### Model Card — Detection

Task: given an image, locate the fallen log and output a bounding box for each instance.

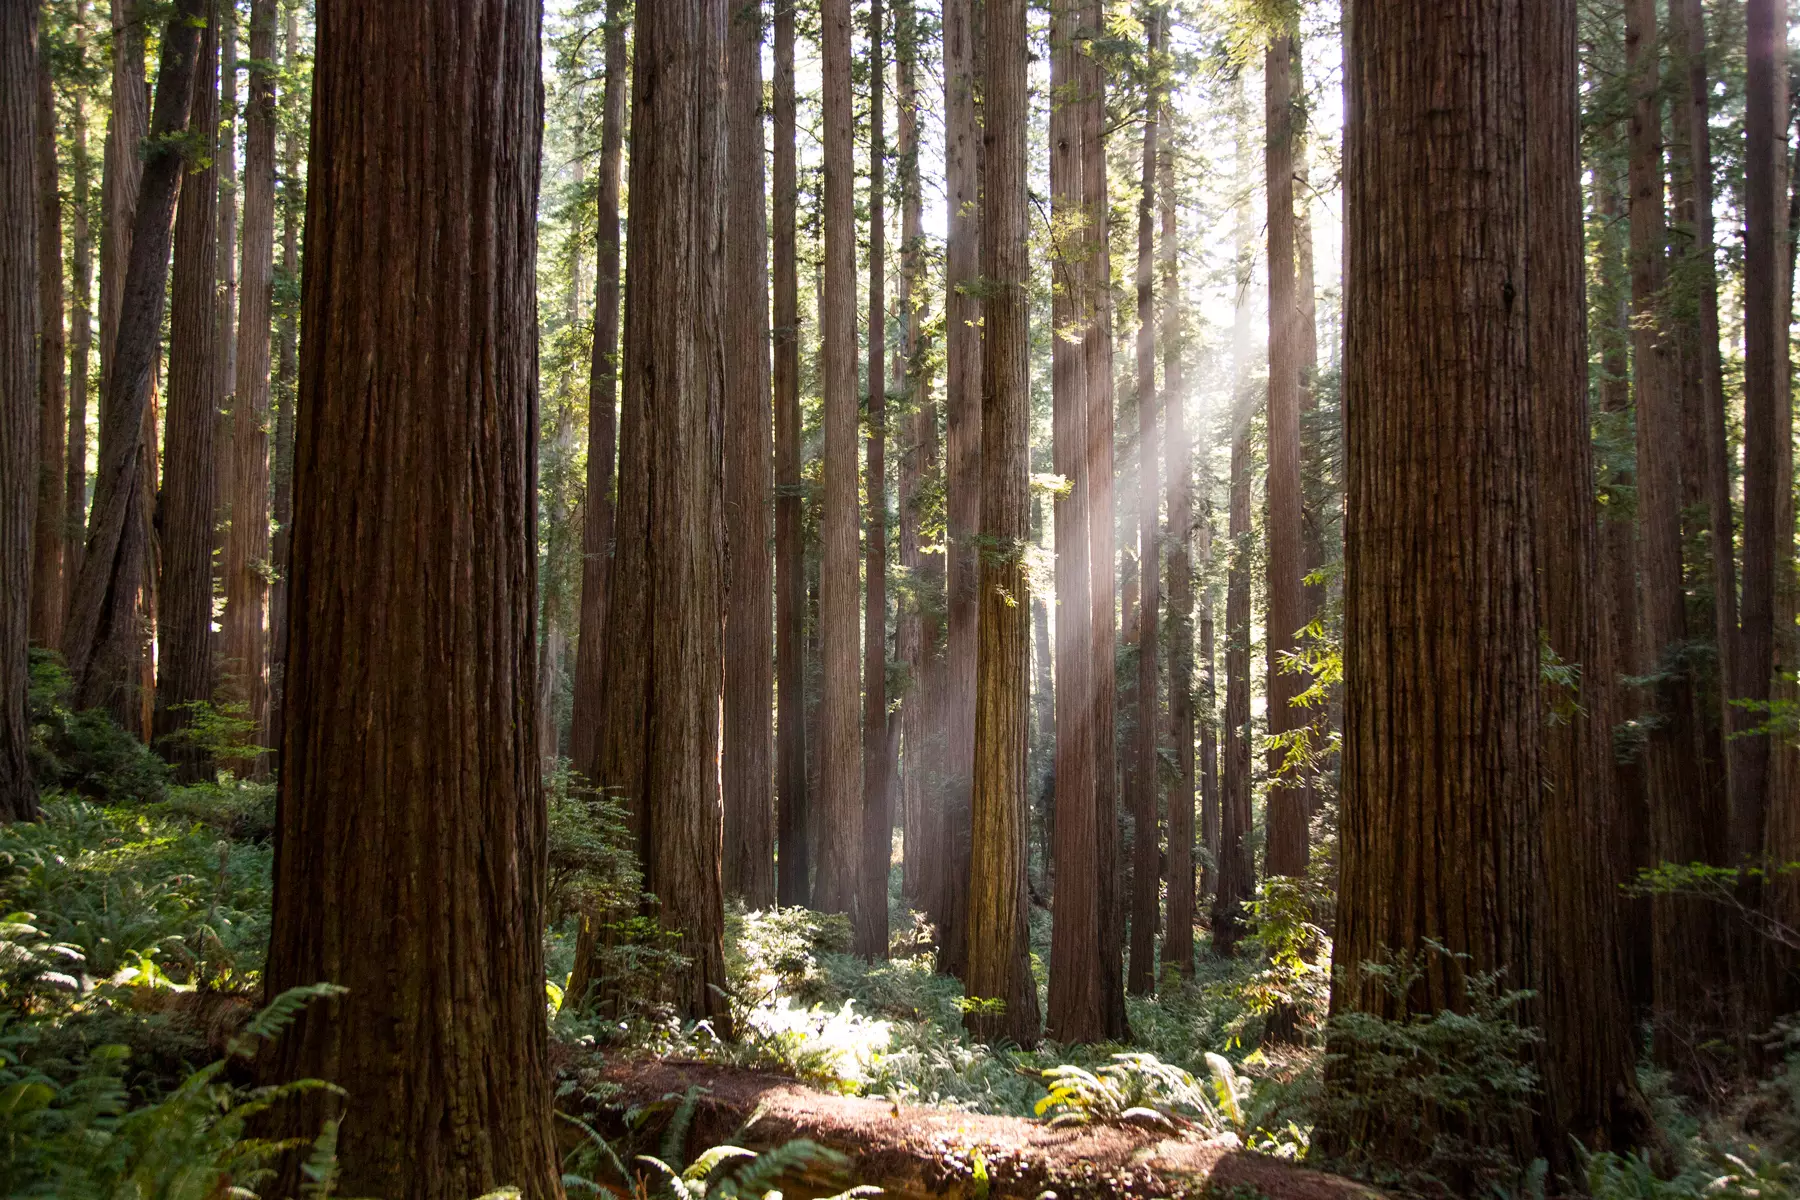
[590,1059,1384,1200]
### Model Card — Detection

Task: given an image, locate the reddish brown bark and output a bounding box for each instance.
[816,0,863,920]
[267,1,300,761]
[589,0,733,1032]
[222,0,277,773]
[858,0,893,957]
[1126,9,1162,997]
[64,3,93,602]
[260,0,561,1192]
[155,0,220,781]
[939,0,982,978]
[569,0,627,787]
[724,0,776,908]
[773,0,810,908]
[66,0,206,727]
[31,36,64,650]
[1,0,41,822]
[964,0,1039,1048]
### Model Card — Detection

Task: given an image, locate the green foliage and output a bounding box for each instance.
[1037,1052,1223,1132]
[154,700,270,765]
[28,650,169,806]
[1316,945,1540,1193]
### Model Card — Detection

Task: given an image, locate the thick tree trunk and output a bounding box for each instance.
[1079,0,1127,1041]
[31,38,64,650]
[267,1,300,762]
[64,3,93,602]
[816,0,863,921]
[214,0,236,600]
[66,0,205,727]
[774,0,810,909]
[1742,0,1788,862]
[965,0,1039,1048]
[155,0,219,782]
[724,0,776,909]
[857,0,893,958]
[1046,0,1102,1043]
[1127,10,1162,998]
[1627,0,1731,1069]
[1324,0,1546,1168]
[260,0,562,1193]
[223,0,277,774]
[940,0,982,979]
[1263,30,1307,880]
[1,0,41,824]
[1527,0,1652,1158]
[569,0,627,787]
[1198,502,1218,902]
[1160,73,1194,981]
[588,0,734,1034]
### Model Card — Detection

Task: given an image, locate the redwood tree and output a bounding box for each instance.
[30,30,64,650]
[1,0,40,823]
[816,0,863,920]
[965,0,1039,1048]
[724,0,776,908]
[260,0,561,1192]
[587,0,734,1031]
[569,0,627,786]
[156,0,220,780]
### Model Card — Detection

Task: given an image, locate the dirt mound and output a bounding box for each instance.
[592,1058,1384,1200]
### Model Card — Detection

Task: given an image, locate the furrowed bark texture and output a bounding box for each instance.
[1079,0,1127,1040]
[1127,10,1162,997]
[588,0,734,1034]
[1046,0,1102,1043]
[1263,30,1307,880]
[261,0,562,1194]
[223,0,278,772]
[964,0,1040,1048]
[267,2,301,762]
[1160,78,1195,980]
[1,0,41,823]
[65,4,93,602]
[858,0,892,957]
[156,0,220,781]
[31,35,65,650]
[67,0,205,726]
[1325,0,1545,1167]
[816,0,863,920]
[1527,0,1651,1157]
[773,0,811,908]
[569,0,626,786]
[724,0,776,908]
[939,0,982,979]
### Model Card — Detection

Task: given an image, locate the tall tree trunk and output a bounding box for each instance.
[1741,0,1788,862]
[66,0,205,726]
[587,0,734,1033]
[267,0,300,762]
[1079,0,1128,1041]
[1160,66,1194,981]
[1213,99,1254,956]
[31,35,64,650]
[940,0,982,978]
[724,0,776,908]
[214,0,237,598]
[815,0,863,920]
[858,0,893,957]
[1528,0,1652,1158]
[774,0,810,908]
[1263,27,1307,880]
[965,0,1039,1048]
[1126,8,1162,998]
[1198,500,1218,901]
[1324,0,1547,1168]
[1,0,41,824]
[569,0,627,787]
[1046,0,1102,1042]
[64,0,93,602]
[1627,0,1729,1070]
[155,0,219,782]
[261,0,561,1192]
[223,0,277,774]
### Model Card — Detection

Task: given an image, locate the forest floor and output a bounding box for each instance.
[587,1057,1384,1200]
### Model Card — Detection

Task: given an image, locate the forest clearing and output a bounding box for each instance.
[3,0,1800,1197]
